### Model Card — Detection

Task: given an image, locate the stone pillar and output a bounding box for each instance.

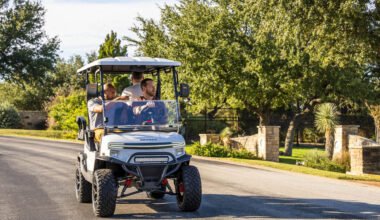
[333,125,359,161]
[257,126,280,162]
[348,135,380,175]
[199,134,221,146]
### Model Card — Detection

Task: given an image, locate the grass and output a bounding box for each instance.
[0,129,82,142]
[279,143,324,165]
[186,143,380,182]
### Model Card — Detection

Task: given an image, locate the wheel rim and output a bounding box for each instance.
[92,179,98,210]
[75,169,80,197]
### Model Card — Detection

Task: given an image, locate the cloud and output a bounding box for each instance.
[42,0,177,59]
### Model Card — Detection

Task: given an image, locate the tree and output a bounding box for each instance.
[98,31,130,93]
[98,31,127,59]
[51,56,86,95]
[264,0,380,155]
[0,82,53,110]
[128,0,295,125]
[0,0,59,83]
[128,0,379,146]
[315,103,339,159]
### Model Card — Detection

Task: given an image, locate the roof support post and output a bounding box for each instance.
[172,67,181,121]
[99,66,107,135]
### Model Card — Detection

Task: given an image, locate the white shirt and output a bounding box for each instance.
[121,83,143,101]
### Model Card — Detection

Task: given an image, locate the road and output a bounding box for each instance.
[1,135,380,219]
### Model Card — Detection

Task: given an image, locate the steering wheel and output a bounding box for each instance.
[141,106,155,125]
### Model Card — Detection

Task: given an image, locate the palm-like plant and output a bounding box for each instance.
[315,103,339,159]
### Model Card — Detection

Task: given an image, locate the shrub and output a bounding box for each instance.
[304,149,346,173]
[48,90,87,138]
[0,102,21,128]
[189,142,258,159]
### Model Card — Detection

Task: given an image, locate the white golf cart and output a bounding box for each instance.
[74,57,201,217]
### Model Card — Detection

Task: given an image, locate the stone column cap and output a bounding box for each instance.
[335,125,360,128]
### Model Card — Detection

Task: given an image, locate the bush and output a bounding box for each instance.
[188,142,258,159]
[304,149,346,173]
[0,102,21,128]
[48,90,87,138]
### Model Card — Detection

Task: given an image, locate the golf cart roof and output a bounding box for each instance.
[77,57,181,74]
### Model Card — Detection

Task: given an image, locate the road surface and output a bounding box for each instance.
[1,135,380,219]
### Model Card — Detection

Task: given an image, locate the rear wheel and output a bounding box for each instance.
[92,169,117,217]
[75,164,92,203]
[176,165,202,211]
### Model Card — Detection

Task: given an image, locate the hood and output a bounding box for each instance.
[102,131,185,145]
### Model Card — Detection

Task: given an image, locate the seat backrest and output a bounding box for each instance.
[86,84,98,100]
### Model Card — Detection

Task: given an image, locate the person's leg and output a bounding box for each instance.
[94,128,104,143]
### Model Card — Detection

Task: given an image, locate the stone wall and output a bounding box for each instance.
[199,134,221,145]
[348,135,380,175]
[230,134,258,155]
[18,111,47,129]
[257,126,280,162]
[333,125,359,161]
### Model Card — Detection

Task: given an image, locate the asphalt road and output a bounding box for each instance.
[1,135,380,219]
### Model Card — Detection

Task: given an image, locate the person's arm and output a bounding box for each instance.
[93,105,103,113]
[114,96,129,101]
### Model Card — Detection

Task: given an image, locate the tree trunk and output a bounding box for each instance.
[325,130,334,160]
[298,127,304,143]
[376,126,380,143]
[284,98,321,156]
[284,115,297,156]
[258,112,270,126]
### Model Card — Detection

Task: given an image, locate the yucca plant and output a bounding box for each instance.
[220,127,234,147]
[315,103,339,159]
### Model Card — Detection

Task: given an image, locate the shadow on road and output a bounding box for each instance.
[112,194,380,219]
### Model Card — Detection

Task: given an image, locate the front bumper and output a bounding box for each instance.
[97,153,191,184]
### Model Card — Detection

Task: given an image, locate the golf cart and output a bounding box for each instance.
[74,57,201,217]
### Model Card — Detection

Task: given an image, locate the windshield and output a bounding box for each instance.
[103,100,180,131]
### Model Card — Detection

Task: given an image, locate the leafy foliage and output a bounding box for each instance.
[188,142,257,159]
[98,30,127,59]
[0,102,21,128]
[0,82,53,110]
[304,149,347,173]
[48,91,87,138]
[50,56,86,95]
[0,0,59,83]
[128,0,379,126]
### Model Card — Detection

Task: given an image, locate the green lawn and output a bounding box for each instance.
[279,143,324,165]
[0,129,81,142]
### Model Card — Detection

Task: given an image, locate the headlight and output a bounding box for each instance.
[175,147,185,156]
[110,149,119,158]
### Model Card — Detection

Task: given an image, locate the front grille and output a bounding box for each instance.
[140,166,165,181]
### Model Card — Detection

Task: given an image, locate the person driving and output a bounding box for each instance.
[88,83,116,143]
[133,79,167,124]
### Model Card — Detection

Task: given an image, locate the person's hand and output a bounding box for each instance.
[146,101,155,108]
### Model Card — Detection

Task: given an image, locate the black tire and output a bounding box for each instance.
[75,164,92,203]
[147,184,166,199]
[92,169,117,217]
[176,165,202,211]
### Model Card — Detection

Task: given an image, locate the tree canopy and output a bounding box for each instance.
[0,0,60,83]
[128,0,379,126]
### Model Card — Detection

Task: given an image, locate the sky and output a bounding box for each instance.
[41,0,178,59]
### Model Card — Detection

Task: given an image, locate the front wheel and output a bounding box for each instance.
[176,165,202,211]
[92,169,117,217]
